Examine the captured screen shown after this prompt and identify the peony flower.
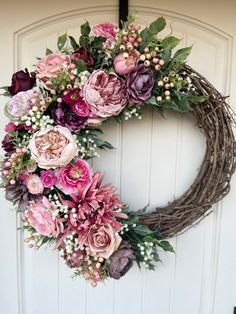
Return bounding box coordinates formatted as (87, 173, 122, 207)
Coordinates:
(82, 70, 127, 118)
(63, 90, 90, 117)
(40, 170, 56, 188)
(6, 88, 39, 120)
(8, 69, 35, 95)
(26, 174, 44, 195)
(92, 23, 116, 48)
(87, 224, 122, 259)
(52, 104, 87, 131)
(28, 126, 78, 169)
(56, 159, 92, 195)
(114, 50, 139, 75)
(35, 53, 71, 81)
(24, 196, 62, 237)
(125, 64, 154, 104)
(71, 47, 94, 66)
(108, 241, 135, 279)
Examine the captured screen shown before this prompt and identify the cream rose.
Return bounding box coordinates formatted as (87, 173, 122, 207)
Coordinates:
(28, 126, 78, 169)
(87, 225, 122, 259)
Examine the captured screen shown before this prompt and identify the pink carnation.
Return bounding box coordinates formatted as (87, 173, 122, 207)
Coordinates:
(56, 159, 92, 195)
(36, 53, 71, 82)
(92, 23, 116, 48)
(40, 170, 56, 188)
(24, 196, 63, 237)
(82, 70, 127, 118)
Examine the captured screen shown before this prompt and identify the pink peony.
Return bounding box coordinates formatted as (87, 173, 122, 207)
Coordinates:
(82, 70, 127, 118)
(29, 126, 78, 169)
(114, 50, 140, 75)
(24, 196, 62, 237)
(36, 53, 71, 81)
(56, 159, 92, 194)
(92, 23, 116, 48)
(87, 224, 122, 259)
(40, 170, 56, 188)
(26, 174, 44, 195)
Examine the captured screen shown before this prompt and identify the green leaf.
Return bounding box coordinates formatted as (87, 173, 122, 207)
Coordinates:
(187, 94, 208, 104)
(149, 16, 166, 34)
(169, 46, 192, 70)
(81, 21, 91, 36)
(69, 36, 79, 51)
(57, 33, 67, 51)
(74, 59, 87, 72)
(79, 36, 89, 48)
(91, 36, 106, 49)
(46, 48, 53, 55)
(161, 36, 181, 50)
(139, 27, 153, 50)
(145, 95, 157, 106)
(95, 139, 114, 150)
(158, 240, 174, 253)
(133, 224, 153, 236)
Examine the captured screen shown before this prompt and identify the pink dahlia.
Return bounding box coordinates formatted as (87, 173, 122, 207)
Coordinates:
(56, 159, 92, 195)
(61, 172, 127, 244)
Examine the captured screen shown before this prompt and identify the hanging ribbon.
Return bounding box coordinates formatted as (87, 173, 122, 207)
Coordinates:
(119, 0, 129, 28)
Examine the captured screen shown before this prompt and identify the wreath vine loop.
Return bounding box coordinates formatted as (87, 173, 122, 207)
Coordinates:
(141, 65, 236, 237)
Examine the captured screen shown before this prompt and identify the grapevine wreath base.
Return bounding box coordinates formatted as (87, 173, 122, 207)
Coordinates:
(141, 65, 236, 237)
(1, 14, 235, 286)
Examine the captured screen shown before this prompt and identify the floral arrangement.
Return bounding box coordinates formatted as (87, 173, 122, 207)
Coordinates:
(0, 14, 206, 286)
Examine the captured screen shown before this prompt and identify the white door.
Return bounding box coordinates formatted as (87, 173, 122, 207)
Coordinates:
(0, 1, 236, 314)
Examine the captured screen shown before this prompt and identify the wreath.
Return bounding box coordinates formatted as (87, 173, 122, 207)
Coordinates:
(1, 14, 235, 287)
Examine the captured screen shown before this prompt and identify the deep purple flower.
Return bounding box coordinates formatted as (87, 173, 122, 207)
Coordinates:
(8, 69, 35, 95)
(71, 47, 94, 66)
(2, 134, 15, 154)
(52, 103, 86, 131)
(108, 241, 136, 279)
(125, 64, 154, 104)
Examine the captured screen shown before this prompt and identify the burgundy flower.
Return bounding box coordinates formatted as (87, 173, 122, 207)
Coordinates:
(63, 90, 90, 117)
(52, 103, 86, 131)
(72, 47, 94, 67)
(108, 241, 136, 279)
(125, 65, 154, 104)
(2, 134, 15, 154)
(8, 69, 35, 95)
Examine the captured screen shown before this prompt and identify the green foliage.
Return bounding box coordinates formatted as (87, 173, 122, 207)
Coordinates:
(57, 33, 68, 51)
(149, 16, 166, 34)
(46, 48, 53, 55)
(169, 46, 192, 71)
(81, 21, 91, 36)
(68, 36, 79, 51)
(73, 59, 87, 73)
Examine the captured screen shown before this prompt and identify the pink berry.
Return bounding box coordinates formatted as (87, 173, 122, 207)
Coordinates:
(152, 57, 159, 64)
(128, 37, 135, 43)
(133, 42, 139, 48)
(137, 37, 143, 43)
(122, 35, 128, 42)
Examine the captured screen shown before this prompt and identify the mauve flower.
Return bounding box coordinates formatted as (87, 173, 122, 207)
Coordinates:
(8, 69, 35, 95)
(40, 170, 56, 188)
(63, 90, 90, 117)
(5, 122, 17, 132)
(36, 53, 71, 81)
(71, 47, 94, 66)
(87, 224, 122, 259)
(82, 70, 127, 118)
(28, 126, 78, 169)
(2, 134, 15, 154)
(56, 159, 92, 195)
(18, 169, 30, 182)
(125, 64, 154, 104)
(24, 196, 63, 237)
(26, 174, 44, 195)
(6, 88, 39, 120)
(114, 50, 139, 75)
(109, 241, 135, 279)
(5, 181, 30, 211)
(52, 104, 87, 131)
(92, 23, 116, 48)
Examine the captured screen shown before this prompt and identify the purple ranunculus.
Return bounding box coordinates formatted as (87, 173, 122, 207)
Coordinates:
(125, 64, 154, 104)
(8, 69, 35, 95)
(52, 103, 86, 131)
(71, 47, 94, 67)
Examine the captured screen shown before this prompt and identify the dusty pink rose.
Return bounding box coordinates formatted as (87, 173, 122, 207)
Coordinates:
(92, 23, 116, 48)
(36, 53, 71, 81)
(82, 70, 127, 118)
(40, 170, 56, 188)
(24, 196, 62, 236)
(114, 50, 140, 75)
(87, 224, 122, 259)
(29, 126, 78, 169)
(26, 174, 44, 195)
(56, 159, 92, 194)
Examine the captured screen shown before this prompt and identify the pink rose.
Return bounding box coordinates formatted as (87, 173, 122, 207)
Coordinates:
(18, 169, 30, 182)
(87, 225, 122, 259)
(40, 170, 56, 188)
(36, 53, 71, 81)
(26, 174, 44, 195)
(92, 23, 116, 48)
(56, 159, 92, 194)
(24, 196, 62, 237)
(82, 70, 127, 118)
(114, 50, 140, 75)
(29, 126, 78, 169)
